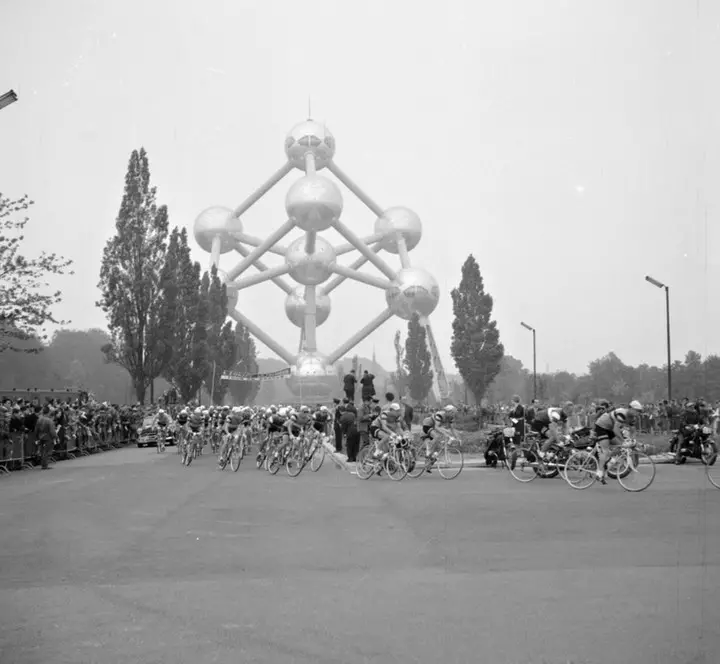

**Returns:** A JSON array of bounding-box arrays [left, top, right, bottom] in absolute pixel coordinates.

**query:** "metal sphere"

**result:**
[[284, 286, 331, 327], [374, 207, 422, 254], [385, 267, 440, 320], [287, 351, 335, 397], [216, 268, 239, 311], [284, 235, 336, 286], [284, 120, 336, 170], [286, 175, 343, 232], [193, 206, 243, 254]]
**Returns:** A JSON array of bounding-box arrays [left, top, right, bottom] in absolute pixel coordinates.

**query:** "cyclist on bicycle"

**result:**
[[593, 400, 643, 483], [185, 407, 204, 462], [421, 404, 458, 460], [530, 403, 573, 456], [265, 407, 288, 456], [371, 402, 408, 459], [217, 406, 242, 466], [311, 406, 330, 437]]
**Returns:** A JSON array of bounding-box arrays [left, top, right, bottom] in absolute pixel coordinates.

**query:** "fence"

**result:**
[[0, 425, 129, 475]]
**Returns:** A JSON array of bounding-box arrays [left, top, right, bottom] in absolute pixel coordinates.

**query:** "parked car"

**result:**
[[137, 416, 175, 448]]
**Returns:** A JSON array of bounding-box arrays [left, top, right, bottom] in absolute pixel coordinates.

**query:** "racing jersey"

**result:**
[[372, 408, 404, 433], [532, 408, 568, 427], [595, 408, 630, 431], [226, 412, 241, 432], [189, 413, 204, 432], [268, 414, 286, 432], [156, 412, 169, 426]]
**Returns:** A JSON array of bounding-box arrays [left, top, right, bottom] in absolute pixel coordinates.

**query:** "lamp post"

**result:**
[[645, 275, 672, 401], [0, 90, 18, 112], [520, 322, 537, 401]]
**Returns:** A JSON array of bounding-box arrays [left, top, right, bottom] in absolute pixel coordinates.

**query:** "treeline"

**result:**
[[465, 350, 720, 405], [95, 147, 259, 404]]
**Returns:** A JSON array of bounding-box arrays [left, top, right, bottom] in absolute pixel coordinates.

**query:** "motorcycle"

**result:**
[[669, 424, 717, 465]]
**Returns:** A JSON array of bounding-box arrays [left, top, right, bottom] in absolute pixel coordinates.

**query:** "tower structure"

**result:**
[[193, 119, 449, 400]]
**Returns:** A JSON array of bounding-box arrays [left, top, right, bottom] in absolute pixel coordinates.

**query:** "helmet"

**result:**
[[223, 405, 230, 411], [629, 400, 643, 411], [265, 408, 273, 416], [194, 407, 203, 415], [320, 406, 328, 413], [270, 405, 278, 414], [278, 407, 288, 417], [614, 410, 628, 424], [158, 409, 165, 415], [390, 402, 401, 412], [444, 404, 457, 414], [549, 409, 562, 422], [300, 405, 310, 413]]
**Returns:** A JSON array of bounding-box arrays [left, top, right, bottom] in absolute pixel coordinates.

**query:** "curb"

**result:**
[[322, 440, 351, 472], [325, 448, 678, 474]]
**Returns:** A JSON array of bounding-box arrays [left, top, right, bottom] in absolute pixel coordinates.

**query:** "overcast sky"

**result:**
[[1, 0, 717, 376]]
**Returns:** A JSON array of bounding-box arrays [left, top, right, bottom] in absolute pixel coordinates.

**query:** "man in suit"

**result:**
[[343, 370, 357, 403]]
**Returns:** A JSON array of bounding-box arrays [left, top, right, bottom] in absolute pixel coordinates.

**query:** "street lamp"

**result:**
[[520, 321, 537, 400], [645, 275, 672, 400], [0, 90, 18, 112]]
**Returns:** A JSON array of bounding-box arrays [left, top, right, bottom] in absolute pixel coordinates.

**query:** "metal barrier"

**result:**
[[0, 426, 129, 477]]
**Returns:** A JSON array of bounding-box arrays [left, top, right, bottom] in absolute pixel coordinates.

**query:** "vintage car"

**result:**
[[137, 416, 175, 448]]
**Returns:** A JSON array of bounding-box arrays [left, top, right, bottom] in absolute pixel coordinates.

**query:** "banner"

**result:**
[[221, 368, 292, 382]]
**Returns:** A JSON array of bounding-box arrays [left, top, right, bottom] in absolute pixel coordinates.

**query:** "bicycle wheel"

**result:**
[[385, 452, 407, 481], [230, 443, 242, 472], [564, 451, 598, 490], [286, 444, 304, 477], [437, 443, 463, 480], [310, 442, 325, 472], [355, 447, 376, 480], [508, 447, 539, 483], [706, 454, 720, 489], [267, 449, 282, 475], [616, 449, 655, 492], [407, 444, 429, 478]]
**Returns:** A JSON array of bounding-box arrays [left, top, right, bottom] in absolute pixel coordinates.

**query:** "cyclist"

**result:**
[[371, 402, 408, 459], [529, 402, 573, 456], [311, 405, 331, 438], [185, 407, 204, 464], [593, 400, 643, 482], [421, 404, 458, 462], [217, 406, 242, 466]]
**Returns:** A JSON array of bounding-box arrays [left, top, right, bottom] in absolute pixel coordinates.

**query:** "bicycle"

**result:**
[[407, 434, 464, 480], [218, 431, 243, 472], [506, 433, 558, 483], [564, 438, 655, 491], [182, 431, 202, 466], [706, 452, 720, 489], [355, 434, 407, 481]]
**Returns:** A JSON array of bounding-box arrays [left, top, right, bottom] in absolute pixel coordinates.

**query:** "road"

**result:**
[[0, 446, 719, 664]]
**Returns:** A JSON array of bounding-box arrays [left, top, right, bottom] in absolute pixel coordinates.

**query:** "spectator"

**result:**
[[34, 405, 56, 470], [343, 370, 357, 403], [356, 397, 373, 454], [332, 398, 344, 453], [360, 370, 376, 402], [339, 399, 358, 459]]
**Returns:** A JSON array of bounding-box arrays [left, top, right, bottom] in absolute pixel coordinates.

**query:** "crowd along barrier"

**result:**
[[0, 425, 130, 476]]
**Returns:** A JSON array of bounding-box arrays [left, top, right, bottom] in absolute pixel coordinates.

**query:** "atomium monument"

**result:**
[[193, 119, 449, 400]]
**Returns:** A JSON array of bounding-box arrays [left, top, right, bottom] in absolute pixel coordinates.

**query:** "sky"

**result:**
[[1, 0, 718, 377]]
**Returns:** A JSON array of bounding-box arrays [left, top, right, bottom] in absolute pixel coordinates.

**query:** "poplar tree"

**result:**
[[97, 148, 170, 403], [450, 255, 504, 404], [404, 314, 433, 402]]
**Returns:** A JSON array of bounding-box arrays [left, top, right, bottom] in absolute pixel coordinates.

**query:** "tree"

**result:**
[[201, 267, 235, 405], [391, 329, 408, 398], [158, 228, 207, 402], [404, 314, 433, 402], [450, 255, 504, 404], [0, 194, 73, 352], [97, 148, 171, 403], [228, 321, 260, 405]]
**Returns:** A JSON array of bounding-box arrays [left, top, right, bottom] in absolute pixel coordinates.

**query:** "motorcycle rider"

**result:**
[[593, 400, 643, 482], [674, 401, 707, 464]]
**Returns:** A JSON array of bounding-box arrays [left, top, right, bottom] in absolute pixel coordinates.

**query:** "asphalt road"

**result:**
[[0, 446, 719, 664]]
